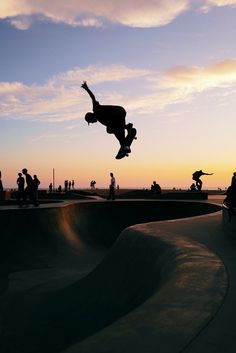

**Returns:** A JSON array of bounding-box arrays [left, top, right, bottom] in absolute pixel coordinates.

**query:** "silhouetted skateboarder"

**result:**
[[81, 81, 136, 158], [192, 170, 213, 191]]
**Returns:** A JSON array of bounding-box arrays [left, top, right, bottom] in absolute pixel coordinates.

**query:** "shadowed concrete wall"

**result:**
[[222, 203, 236, 232], [0, 200, 225, 353], [0, 200, 220, 270]]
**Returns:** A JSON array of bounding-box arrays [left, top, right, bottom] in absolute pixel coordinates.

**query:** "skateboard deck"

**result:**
[[116, 128, 137, 159]]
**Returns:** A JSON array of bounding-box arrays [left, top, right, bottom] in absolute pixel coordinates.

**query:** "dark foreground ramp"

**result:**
[[0, 200, 226, 353]]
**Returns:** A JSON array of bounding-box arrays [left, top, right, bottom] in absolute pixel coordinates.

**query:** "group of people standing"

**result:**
[[17, 168, 40, 206]]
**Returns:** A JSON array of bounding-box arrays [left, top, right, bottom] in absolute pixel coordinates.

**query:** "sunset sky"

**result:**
[[1, 0, 236, 189]]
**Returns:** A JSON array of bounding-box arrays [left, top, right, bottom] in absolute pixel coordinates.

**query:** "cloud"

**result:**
[[161, 59, 236, 91], [0, 65, 152, 122], [200, 0, 236, 12], [1, 0, 236, 29], [1, 60, 236, 123], [202, 0, 236, 8], [0, 0, 189, 29]]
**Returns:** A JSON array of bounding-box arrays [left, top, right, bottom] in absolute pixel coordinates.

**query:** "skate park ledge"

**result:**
[[0, 200, 227, 353]]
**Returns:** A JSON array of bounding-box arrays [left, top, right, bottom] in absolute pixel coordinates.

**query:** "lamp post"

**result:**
[[53, 168, 55, 192]]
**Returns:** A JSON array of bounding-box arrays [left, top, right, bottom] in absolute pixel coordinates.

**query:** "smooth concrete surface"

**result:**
[[0, 199, 231, 353], [222, 203, 236, 232]]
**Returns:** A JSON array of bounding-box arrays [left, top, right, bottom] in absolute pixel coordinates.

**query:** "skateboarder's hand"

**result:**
[[81, 81, 88, 90]]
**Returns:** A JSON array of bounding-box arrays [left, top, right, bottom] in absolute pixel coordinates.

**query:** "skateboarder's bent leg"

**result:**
[[113, 129, 127, 148]]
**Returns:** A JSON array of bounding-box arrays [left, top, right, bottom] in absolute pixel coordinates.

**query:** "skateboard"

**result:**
[[116, 128, 137, 159]]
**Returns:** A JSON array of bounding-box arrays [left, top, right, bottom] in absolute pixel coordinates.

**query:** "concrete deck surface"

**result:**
[[0, 196, 235, 353]]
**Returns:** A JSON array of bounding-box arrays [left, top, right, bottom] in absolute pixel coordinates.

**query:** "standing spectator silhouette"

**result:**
[[107, 172, 116, 200], [22, 168, 39, 206], [33, 175, 40, 199], [16, 172, 25, 206], [49, 183, 53, 193], [72, 180, 75, 189], [192, 170, 213, 191]]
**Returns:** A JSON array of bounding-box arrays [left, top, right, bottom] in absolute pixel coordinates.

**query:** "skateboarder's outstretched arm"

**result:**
[[81, 81, 98, 109], [203, 172, 213, 176]]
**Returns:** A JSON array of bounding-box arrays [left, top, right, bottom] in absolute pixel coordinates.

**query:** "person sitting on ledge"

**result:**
[[190, 183, 197, 191], [151, 181, 162, 195]]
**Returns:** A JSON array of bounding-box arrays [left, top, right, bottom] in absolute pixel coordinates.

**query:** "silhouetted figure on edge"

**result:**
[[224, 171, 236, 221], [49, 183, 53, 193], [0, 171, 3, 192], [16, 172, 25, 206], [81, 81, 134, 153], [231, 172, 236, 188], [224, 184, 236, 222], [151, 181, 162, 195], [107, 172, 116, 200], [192, 170, 213, 191], [22, 168, 39, 206]]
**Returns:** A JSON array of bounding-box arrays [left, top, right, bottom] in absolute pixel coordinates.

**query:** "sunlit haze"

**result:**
[[1, 0, 236, 190]]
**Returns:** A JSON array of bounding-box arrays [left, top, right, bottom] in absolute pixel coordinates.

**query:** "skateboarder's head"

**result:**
[[22, 168, 28, 175], [85, 112, 97, 125]]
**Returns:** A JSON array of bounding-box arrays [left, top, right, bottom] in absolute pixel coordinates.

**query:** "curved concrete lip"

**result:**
[[0, 199, 229, 353]]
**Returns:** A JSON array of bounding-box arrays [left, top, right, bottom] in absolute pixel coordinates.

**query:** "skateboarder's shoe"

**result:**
[[123, 146, 131, 153], [126, 123, 133, 135], [116, 150, 128, 159], [115, 126, 137, 159]]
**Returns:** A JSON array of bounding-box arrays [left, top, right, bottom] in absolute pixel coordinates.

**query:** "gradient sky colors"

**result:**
[[1, 0, 236, 189]]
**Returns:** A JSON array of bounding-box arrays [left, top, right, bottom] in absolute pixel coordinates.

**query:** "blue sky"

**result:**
[[1, 0, 236, 189]]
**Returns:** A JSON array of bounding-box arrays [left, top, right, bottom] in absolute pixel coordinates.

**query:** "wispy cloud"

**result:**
[[161, 59, 236, 91], [201, 0, 236, 12], [0, 65, 152, 122], [1, 60, 236, 123]]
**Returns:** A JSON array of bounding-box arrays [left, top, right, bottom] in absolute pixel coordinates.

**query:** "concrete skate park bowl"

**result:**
[[0, 200, 226, 353]]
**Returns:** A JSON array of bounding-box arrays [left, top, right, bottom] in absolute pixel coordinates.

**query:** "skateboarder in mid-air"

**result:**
[[192, 170, 213, 191], [81, 81, 136, 159]]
